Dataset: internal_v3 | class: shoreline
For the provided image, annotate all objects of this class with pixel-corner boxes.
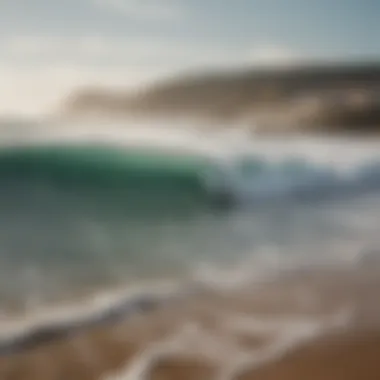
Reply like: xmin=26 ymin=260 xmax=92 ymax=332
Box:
xmin=1 ymin=264 xmax=380 ymax=379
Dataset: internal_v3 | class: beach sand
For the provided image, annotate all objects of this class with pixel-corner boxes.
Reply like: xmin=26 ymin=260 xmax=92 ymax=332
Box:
xmin=1 ymin=264 xmax=380 ymax=380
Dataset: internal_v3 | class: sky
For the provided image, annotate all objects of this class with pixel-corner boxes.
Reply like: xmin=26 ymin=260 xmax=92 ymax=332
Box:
xmin=0 ymin=0 xmax=379 ymax=115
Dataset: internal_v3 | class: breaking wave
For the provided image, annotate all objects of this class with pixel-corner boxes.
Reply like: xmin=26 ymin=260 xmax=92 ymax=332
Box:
xmin=1 ymin=140 xmax=380 ymax=208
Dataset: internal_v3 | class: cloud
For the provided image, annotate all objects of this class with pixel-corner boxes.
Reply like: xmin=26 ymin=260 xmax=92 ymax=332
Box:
xmin=93 ymin=0 xmax=184 ymax=21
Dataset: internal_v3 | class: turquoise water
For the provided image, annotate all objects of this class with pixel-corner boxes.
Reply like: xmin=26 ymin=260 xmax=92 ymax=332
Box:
xmin=1 ymin=125 xmax=380 ymax=312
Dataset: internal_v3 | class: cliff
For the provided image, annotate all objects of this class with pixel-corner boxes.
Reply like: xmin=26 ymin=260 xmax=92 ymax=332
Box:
xmin=64 ymin=61 xmax=380 ymax=133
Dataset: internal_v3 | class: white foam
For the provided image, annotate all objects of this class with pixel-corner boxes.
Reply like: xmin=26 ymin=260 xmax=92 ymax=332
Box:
xmin=105 ymin=307 xmax=352 ymax=380
xmin=0 ymin=280 xmax=181 ymax=351
xmin=2 ymin=120 xmax=380 ymax=164
xmin=218 ymin=308 xmax=351 ymax=380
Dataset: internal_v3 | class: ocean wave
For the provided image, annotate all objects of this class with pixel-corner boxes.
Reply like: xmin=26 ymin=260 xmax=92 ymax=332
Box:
xmin=1 ymin=142 xmax=380 ymax=210
xmin=205 ymin=155 xmax=380 ymax=205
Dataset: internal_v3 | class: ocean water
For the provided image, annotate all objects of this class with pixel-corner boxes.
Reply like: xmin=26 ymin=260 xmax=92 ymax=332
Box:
xmin=0 ymin=121 xmax=379 ymax=305
xmin=1 ymin=120 xmax=380 ymax=379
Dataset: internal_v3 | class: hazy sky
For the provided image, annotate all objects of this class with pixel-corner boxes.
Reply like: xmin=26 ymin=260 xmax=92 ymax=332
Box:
xmin=0 ymin=0 xmax=378 ymax=115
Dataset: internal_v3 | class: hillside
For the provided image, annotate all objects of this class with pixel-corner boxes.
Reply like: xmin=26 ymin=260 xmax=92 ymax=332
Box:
xmin=64 ymin=62 xmax=380 ymax=133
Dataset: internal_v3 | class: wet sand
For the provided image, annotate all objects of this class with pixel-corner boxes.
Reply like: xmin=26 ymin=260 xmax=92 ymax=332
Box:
xmin=1 ymin=264 xmax=380 ymax=380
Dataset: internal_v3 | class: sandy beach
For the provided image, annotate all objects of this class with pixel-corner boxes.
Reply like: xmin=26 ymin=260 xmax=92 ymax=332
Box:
xmin=0 ymin=263 xmax=380 ymax=380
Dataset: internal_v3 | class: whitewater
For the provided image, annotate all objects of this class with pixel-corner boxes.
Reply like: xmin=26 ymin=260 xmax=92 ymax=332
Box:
xmin=1 ymin=119 xmax=380 ymax=380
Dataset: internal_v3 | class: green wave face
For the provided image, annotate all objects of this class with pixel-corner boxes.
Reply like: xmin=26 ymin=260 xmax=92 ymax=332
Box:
xmin=0 ymin=144 xmax=216 ymax=214
xmin=0 ymin=144 xmax=228 ymax=306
